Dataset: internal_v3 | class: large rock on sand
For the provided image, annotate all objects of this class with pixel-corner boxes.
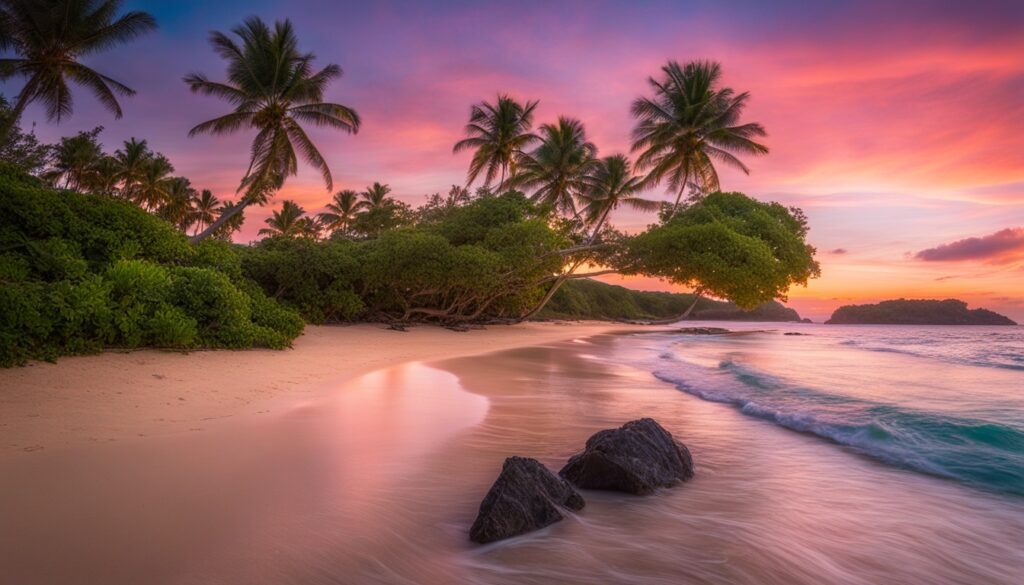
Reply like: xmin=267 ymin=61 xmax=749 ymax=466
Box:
xmin=470 ymin=456 xmax=585 ymax=544
xmin=559 ymin=418 xmax=694 ymax=494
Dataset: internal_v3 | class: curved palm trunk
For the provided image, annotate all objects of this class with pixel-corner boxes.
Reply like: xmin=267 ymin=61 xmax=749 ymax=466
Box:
xmin=639 ymin=291 xmax=704 ymax=325
xmin=668 ymin=167 xmax=691 ymax=219
xmin=517 ymin=204 xmax=616 ymax=321
xmin=189 ymin=200 xmax=249 ymax=244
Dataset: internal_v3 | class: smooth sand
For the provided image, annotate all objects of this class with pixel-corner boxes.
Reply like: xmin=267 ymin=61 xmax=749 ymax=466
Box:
xmin=0 ymin=322 xmax=622 ymax=458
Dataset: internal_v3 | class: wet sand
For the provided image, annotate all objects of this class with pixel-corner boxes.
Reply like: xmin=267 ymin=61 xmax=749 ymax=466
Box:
xmin=2 ymin=331 xmax=1022 ymax=584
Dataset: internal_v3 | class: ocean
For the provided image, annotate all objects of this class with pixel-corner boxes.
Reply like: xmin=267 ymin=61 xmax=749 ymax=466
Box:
xmin=628 ymin=322 xmax=1024 ymax=495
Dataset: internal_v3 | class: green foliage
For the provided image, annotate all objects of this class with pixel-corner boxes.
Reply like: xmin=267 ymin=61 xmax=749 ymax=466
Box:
xmin=0 ymin=165 xmax=302 ymax=366
xmin=623 ymin=192 xmax=820 ymax=309
xmin=241 ymin=237 xmax=363 ymax=323
xmin=540 ymin=279 xmax=804 ymax=322
xmin=0 ymin=96 xmax=51 ymax=174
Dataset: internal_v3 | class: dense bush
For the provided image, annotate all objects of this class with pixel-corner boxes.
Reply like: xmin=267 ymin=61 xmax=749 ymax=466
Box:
xmin=239 ymin=192 xmax=569 ymax=323
xmin=0 ymin=164 xmax=303 ymax=366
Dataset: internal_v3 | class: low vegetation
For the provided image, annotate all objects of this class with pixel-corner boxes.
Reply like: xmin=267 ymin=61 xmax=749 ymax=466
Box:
xmin=0 ymin=165 xmax=303 ymax=367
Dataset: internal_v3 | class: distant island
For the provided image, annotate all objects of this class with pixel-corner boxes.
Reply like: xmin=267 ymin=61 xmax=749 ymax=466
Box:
xmin=825 ymin=299 xmax=1017 ymax=326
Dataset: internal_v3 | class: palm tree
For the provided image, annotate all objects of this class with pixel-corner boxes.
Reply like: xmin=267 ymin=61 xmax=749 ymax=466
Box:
xmin=518 ymin=155 xmax=658 ymax=321
xmin=297 ymin=215 xmax=323 ymax=240
xmin=134 ymin=154 xmax=173 ymax=211
xmin=509 ymin=117 xmax=598 ymax=216
xmin=113 ymin=138 xmax=152 ymax=201
xmin=209 ymin=201 xmax=245 ymax=241
xmin=630 ymin=60 xmax=768 ymax=215
xmin=0 ymin=0 xmax=156 ymax=139
xmin=577 ymin=154 xmax=660 ymax=237
xmin=317 ymin=189 xmax=360 ymax=235
xmin=184 ymin=17 xmax=360 ymax=243
xmin=258 ymin=200 xmax=306 ymax=238
xmin=157 ymin=176 xmax=196 ymax=232
xmin=358 ymin=182 xmax=391 ymax=211
xmin=453 ymin=94 xmax=539 ymax=191
xmin=190 ymin=189 xmax=221 ymax=236
xmin=89 ymin=155 xmax=120 ymax=195
xmin=45 ymin=128 xmax=103 ymax=190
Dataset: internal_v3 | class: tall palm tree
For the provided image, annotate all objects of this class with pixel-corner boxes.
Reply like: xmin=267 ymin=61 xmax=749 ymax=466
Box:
xmin=453 ymin=94 xmax=539 ymax=191
xmin=577 ymin=154 xmax=660 ymax=237
xmin=317 ymin=189 xmax=360 ymax=235
xmin=113 ymin=137 xmax=151 ymax=200
xmin=0 ymin=0 xmax=156 ymax=139
xmin=509 ymin=117 xmax=598 ymax=216
xmin=190 ymin=189 xmax=221 ymax=236
xmin=631 ymin=60 xmax=768 ymax=215
xmin=184 ymin=16 xmax=360 ymax=243
xmin=134 ymin=154 xmax=173 ymax=211
xmin=258 ymin=200 xmax=306 ymax=238
xmin=358 ymin=182 xmax=391 ymax=211
xmin=157 ymin=176 xmax=196 ymax=232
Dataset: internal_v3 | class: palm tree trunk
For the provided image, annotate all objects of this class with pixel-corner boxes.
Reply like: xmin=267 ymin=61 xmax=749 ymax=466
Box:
xmin=517 ymin=204 xmax=617 ymax=321
xmin=668 ymin=168 xmax=691 ymax=219
xmin=190 ymin=200 xmax=249 ymax=244
xmin=641 ymin=290 xmax=704 ymax=325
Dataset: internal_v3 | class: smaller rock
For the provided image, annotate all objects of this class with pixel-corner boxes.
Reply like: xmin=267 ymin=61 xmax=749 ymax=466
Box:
xmin=470 ymin=456 xmax=585 ymax=544
xmin=674 ymin=327 xmax=730 ymax=335
xmin=560 ymin=418 xmax=694 ymax=495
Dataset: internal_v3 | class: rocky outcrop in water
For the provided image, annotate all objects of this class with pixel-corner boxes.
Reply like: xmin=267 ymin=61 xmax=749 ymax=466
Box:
xmin=469 ymin=456 xmax=585 ymax=544
xmin=559 ymin=418 xmax=694 ymax=494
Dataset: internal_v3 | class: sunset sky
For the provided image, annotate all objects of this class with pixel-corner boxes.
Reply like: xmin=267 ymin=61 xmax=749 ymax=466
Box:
xmin=8 ymin=0 xmax=1024 ymax=321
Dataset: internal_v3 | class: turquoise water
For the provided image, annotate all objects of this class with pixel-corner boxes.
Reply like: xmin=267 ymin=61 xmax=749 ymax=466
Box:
xmin=627 ymin=323 xmax=1024 ymax=495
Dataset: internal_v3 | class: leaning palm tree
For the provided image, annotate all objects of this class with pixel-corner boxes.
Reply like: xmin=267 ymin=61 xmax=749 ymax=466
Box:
xmin=453 ymin=94 xmax=539 ymax=191
xmin=0 ymin=0 xmax=156 ymax=139
xmin=184 ymin=17 xmax=360 ymax=243
xmin=358 ymin=182 xmax=391 ymax=211
xmin=258 ymin=200 xmax=306 ymax=238
xmin=630 ymin=60 xmax=768 ymax=215
xmin=317 ymin=189 xmax=360 ymax=236
xmin=508 ymin=117 xmax=598 ymax=216
xmin=209 ymin=201 xmax=245 ymax=241
xmin=190 ymin=189 xmax=221 ymax=236
xmin=518 ymin=155 xmax=659 ymax=321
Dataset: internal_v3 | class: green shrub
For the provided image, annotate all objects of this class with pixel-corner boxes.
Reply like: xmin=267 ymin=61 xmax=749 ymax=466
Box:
xmin=241 ymin=237 xmax=363 ymax=323
xmin=0 ymin=164 xmax=303 ymax=366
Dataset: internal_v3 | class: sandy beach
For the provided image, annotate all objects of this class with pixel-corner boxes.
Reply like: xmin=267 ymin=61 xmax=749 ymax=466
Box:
xmin=0 ymin=322 xmax=623 ymax=458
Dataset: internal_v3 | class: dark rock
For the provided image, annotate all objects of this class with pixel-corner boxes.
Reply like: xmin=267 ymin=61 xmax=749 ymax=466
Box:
xmin=387 ymin=322 xmax=408 ymax=332
xmin=470 ymin=456 xmax=585 ymax=544
xmin=784 ymin=332 xmax=809 ymax=336
xmin=560 ymin=418 xmax=694 ymax=495
xmin=674 ymin=327 xmax=730 ymax=335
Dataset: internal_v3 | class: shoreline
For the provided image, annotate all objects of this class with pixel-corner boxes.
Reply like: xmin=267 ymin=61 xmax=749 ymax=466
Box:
xmin=0 ymin=321 xmax=634 ymax=458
